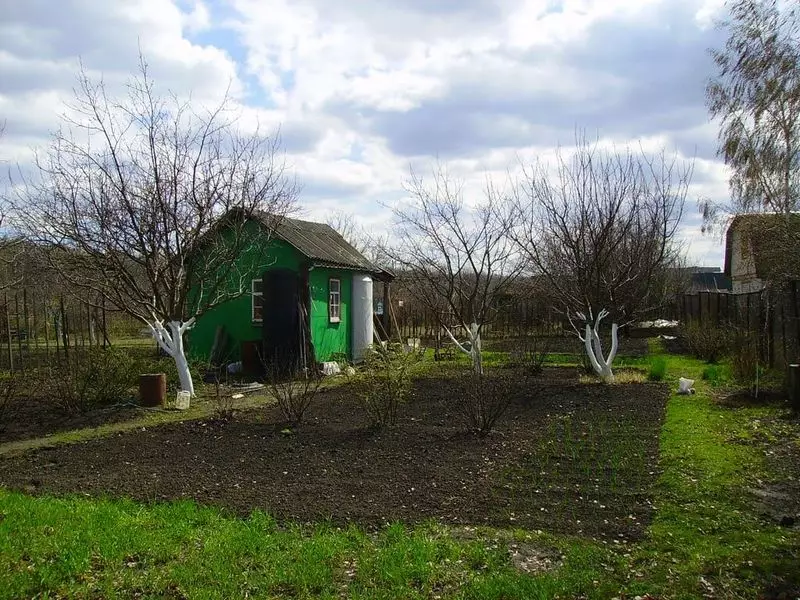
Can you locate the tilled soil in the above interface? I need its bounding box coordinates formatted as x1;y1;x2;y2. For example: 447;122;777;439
0;369;669;540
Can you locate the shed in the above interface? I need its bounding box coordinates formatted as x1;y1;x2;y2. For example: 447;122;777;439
188;213;392;373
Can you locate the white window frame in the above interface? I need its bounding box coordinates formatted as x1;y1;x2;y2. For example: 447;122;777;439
328;278;341;323
251;278;263;323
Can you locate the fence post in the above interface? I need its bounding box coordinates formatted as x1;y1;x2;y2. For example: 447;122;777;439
4;294;13;372
60;295;69;360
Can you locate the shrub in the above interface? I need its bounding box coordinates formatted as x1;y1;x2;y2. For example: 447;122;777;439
648;356;667;381
47;347;139;413
357;343;417;427
0;373;33;433
268;369;323;426
682;321;730;363
701;364;726;387
729;329;764;396
456;372;514;437
508;336;549;376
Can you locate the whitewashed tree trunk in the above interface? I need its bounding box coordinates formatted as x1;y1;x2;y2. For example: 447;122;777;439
148;317;196;396
578;309;619;383
444;321;484;375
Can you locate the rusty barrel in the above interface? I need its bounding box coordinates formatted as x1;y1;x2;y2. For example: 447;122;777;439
139;373;167;407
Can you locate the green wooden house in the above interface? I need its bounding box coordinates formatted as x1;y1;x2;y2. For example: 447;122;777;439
188;214;391;371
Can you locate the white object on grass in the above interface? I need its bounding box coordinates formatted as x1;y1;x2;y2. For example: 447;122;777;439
175;390;191;410
678;377;696;395
321;361;341;376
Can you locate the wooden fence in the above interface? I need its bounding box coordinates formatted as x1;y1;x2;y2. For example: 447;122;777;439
0;292;140;372
676;282;800;369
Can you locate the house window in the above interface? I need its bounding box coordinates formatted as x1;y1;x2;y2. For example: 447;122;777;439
329;278;341;323
252;279;263;322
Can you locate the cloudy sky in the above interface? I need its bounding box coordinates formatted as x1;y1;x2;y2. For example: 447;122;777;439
1;0;732;265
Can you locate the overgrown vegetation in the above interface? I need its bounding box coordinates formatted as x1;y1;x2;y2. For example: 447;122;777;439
357;343;417;427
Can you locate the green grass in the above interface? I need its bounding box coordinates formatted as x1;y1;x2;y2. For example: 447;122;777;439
0;491;627;599
1;341;798;598
647;355;667;381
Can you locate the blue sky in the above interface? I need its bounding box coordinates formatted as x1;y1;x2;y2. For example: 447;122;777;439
0;0;731;265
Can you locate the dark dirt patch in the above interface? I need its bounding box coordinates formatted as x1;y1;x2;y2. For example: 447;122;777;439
0;368;669;540
0;396;146;444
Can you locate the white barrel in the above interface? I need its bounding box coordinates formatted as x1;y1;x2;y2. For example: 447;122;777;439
351;274;374;362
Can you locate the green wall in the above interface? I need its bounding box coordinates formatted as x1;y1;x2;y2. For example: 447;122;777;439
188;235;303;363
309;268;352;362
188;224;356;365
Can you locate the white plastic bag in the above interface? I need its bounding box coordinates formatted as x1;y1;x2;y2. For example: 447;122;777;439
678;377;695;395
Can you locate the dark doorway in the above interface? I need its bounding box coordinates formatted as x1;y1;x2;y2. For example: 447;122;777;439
260;268;312;378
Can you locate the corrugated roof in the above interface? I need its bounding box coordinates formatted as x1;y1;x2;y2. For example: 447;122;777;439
255;212;389;277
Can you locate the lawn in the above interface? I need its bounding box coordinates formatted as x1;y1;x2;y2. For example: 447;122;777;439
0;346;798;599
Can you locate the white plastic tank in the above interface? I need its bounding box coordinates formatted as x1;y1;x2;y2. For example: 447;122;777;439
351;274;374;362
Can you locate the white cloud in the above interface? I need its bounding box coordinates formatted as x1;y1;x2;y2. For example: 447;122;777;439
0;0;735;266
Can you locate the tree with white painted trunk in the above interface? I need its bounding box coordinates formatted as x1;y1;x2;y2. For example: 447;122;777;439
10;57;297;395
384;165;521;375
513;134;690;382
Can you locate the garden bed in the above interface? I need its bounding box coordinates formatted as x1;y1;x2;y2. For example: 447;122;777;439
0;368;669;540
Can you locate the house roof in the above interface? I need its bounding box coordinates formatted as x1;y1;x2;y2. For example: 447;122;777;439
723;212;800;277
255;213;393;281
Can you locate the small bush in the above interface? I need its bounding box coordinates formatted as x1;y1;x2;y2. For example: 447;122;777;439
701;364;726;387
268;369;323;426
48;347;138;413
729;329;764;396
357;343;417;427
648;356;667;381
456;372;514;437
682;321;730;363
0;373;35;433
508;336;549;376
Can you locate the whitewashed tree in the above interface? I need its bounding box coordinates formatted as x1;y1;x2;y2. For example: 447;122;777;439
13;59;297;394
385;165;521;375
514;136;690;382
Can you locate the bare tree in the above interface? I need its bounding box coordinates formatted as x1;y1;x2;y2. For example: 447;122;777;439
0;121;23;290
514;137;690;382
12;58;297;395
384;165;521;374
325;210;389;267
705;0;800;226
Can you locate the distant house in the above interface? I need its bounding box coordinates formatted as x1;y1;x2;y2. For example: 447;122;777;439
723;213;800;294
686;267;732;293
189;214;392;371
